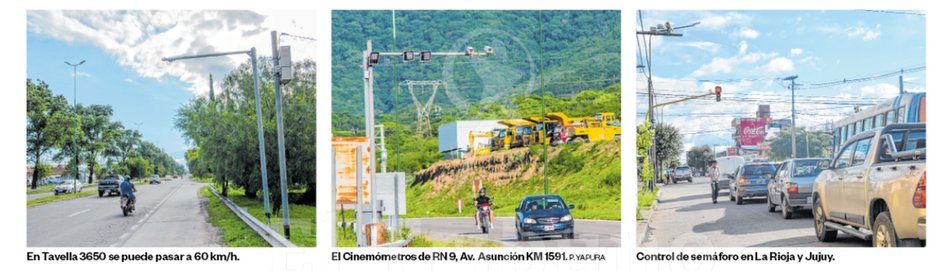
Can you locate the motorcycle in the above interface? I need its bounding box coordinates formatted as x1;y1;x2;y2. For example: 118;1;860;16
120;194;135;216
477;203;492;234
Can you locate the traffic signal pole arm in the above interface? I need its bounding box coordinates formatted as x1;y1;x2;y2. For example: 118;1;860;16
642;91;717;122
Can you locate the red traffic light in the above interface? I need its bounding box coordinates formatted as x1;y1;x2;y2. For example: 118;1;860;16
714;86;722;94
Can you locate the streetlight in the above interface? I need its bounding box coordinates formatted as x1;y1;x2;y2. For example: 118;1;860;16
783;75;798;159
162;48;273;223
65;60;85;192
359;40;492;246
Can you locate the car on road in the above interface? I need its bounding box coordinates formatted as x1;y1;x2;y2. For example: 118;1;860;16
715;156;745;191
53;179;83;195
514;194;575;241
813;123;926;247
672;166;693;183
767;158;829;218
44;175;65;185
150;175;161;184
729;162;776;205
98;176;122;197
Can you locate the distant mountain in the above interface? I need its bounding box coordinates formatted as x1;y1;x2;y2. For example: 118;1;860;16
331;10;620;123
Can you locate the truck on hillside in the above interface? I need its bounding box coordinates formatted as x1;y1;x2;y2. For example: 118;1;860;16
812;123;926;247
545;112;621;143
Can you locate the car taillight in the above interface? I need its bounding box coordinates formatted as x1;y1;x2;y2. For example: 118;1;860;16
737;178;748;185
913;171;926;208
786;182;798;193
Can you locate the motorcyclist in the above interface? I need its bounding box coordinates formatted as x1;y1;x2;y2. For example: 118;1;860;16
709;160;720;204
474;187;494;229
119;177;137;206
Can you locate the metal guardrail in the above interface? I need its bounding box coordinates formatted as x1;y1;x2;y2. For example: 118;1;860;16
207;185;296;247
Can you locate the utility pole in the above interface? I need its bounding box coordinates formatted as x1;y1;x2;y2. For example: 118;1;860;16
361;40;491;245
637;15;696;191
783;75;798;159
65;60;85;190
271;31;292;239
163;48;272;223
899;68;904;95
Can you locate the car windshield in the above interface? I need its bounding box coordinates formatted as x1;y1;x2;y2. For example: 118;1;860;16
523;197;566;211
793;160;825;177
675;167;689;173
101;177;118;184
741;164;776;177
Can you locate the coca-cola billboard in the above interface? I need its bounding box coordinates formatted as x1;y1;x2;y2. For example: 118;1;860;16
739;118;767;146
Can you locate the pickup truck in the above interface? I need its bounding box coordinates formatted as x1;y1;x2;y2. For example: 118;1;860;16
812;123;926;247
98;176;122;197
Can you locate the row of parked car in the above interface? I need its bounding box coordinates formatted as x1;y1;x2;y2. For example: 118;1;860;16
714;123;926;247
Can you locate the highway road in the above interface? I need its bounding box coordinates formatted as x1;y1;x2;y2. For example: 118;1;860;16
405;217;620;247
27;178;219;247
640;176;866;247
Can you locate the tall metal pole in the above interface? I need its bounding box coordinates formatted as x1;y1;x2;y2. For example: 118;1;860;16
271;31;292;238
789;77;797;159
162;49;271;222
539;10;548;195
250;48;273;223
65;60;84;190
362;40;379;240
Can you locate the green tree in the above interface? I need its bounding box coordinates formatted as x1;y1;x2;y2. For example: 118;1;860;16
768;129;832;160
26;79;71;189
687;145;715;175
636;121;654;184
654;123;683;166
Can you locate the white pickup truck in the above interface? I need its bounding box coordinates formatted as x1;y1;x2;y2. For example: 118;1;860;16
812;123;926;247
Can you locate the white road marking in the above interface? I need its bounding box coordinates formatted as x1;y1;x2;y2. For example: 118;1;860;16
68;209;90;217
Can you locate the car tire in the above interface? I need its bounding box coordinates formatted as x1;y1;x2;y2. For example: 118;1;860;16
566;233;575;239
781;196;793;219
736;196;744;205
814;197;838;242
873;211;898;247
517;232;524;241
688;178;693;183
98;191;103;197
729;193;735;202
767;194;776;212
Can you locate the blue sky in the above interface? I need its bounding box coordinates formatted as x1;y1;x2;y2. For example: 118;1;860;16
27;10;315;166
635;10;926;160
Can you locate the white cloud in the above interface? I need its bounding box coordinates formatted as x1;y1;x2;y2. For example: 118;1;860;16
124;78;135;83
734;27;760;39
699;12;752;29
738;41;748;55
28;10;316;96
790;48;803;56
860;83;899;98
690;51;776;77
760;57;795;73
675;41;720;53
817;23;881;41
846;24;881;41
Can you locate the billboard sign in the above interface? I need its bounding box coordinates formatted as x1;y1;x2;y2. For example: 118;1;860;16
739;118;767;146
332;137;371;204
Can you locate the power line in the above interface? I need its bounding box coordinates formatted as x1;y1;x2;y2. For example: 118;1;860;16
861;10;926;16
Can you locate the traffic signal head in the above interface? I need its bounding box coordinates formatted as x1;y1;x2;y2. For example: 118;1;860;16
714;86;722;102
402;51;415;62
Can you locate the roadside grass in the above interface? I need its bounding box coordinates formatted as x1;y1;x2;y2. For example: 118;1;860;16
209;184;316;247
408;234;504;247
200;187;270;247
637;186;658;220
404;140;621;220
27;189;97;206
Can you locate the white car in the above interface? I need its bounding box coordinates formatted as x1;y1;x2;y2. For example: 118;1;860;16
53;179;83;195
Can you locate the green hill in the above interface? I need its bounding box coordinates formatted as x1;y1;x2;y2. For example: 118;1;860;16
331;10;621;133
406;139;621;220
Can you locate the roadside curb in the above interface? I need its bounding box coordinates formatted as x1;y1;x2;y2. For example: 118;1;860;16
207;185;296;247
636;189;661;247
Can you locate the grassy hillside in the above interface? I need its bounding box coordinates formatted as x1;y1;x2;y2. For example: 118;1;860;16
405;139;620;220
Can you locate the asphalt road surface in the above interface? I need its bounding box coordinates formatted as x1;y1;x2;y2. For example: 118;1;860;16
27;178;219;247
640;176;867;247
405;217;620;247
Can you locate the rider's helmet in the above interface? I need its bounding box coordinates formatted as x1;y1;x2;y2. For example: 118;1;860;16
479;187;487;196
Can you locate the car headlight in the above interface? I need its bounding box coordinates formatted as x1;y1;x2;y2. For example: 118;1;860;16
524;218;537;224
561;215;573;222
